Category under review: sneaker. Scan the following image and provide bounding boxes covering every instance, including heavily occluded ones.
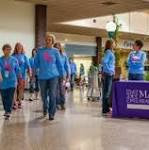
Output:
[4,113,10,120]
[43,111,47,117]
[29,98,33,102]
[49,115,54,121]
[61,105,66,110]
[18,102,22,109]
[13,103,17,110]
[102,111,112,117]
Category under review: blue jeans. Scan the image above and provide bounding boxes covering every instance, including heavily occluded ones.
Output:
[29,75,39,93]
[39,77,58,117]
[102,73,113,113]
[128,73,144,80]
[56,77,65,106]
[1,88,15,113]
[70,74,75,90]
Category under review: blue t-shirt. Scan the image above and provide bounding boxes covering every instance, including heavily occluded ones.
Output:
[128,50,146,74]
[60,53,70,77]
[13,54,30,80]
[34,47,64,80]
[0,56,20,89]
[70,62,77,75]
[29,57,39,76]
[29,57,34,69]
[102,49,115,75]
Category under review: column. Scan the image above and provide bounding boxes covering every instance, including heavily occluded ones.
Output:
[92,37,102,65]
[35,5,47,48]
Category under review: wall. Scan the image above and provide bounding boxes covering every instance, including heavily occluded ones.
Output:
[53,32,96,46]
[53,32,96,76]
[0,0,35,56]
[64,11,149,36]
[102,38,149,51]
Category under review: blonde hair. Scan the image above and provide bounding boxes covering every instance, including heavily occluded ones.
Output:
[45,32,56,45]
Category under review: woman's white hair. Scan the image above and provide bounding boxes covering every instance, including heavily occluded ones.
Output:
[45,32,56,44]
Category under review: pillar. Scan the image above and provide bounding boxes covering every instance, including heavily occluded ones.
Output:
[35,5,47,48]
[92,37,102,65]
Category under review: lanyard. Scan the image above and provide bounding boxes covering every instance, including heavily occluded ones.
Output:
[4,58,11,71]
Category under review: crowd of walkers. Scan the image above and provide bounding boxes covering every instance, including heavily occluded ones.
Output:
[0,33,72,120]
[0,31,146,120]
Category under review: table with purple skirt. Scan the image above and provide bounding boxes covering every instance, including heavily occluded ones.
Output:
[112,81,149,119]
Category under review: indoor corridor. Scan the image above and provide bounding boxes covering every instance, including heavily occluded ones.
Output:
[0,89,149,150]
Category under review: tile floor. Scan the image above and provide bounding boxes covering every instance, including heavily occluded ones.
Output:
[0,89,149,150]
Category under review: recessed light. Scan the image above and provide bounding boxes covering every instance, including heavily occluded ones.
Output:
[93,19,96,23]
[65,38,68,42]
[102,1,117,6]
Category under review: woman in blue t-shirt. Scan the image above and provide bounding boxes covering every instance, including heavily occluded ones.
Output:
[34,33,64,120]
[29,48,39,101]
[102,40,115,116]
[0,44,20,120]
[13,43,31,109]
[128,40,146,80]
[54,42,70,110]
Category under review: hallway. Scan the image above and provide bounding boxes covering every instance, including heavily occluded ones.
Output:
[0,89,149,150]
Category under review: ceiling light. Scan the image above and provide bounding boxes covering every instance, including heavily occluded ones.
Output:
[102,1,117,6]
[93,19,96,23]
[65,38,68,42]
[106,21,116,32]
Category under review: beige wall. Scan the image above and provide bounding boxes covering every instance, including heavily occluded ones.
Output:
[102,38,149,51]
[53,33,149,51]
[0,0,35,56]
[53,32,96,46]
[53,33,95,76]
[64,11,149,35]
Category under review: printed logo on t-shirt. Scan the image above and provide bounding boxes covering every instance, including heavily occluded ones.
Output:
[130,53,142,62]
[4,62,11,71]
[43,51,53,63]
[4,61,12,78]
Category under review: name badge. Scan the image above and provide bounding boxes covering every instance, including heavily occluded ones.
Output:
[4,71,9,78]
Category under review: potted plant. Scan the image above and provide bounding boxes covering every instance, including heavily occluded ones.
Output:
[106,15,122,80]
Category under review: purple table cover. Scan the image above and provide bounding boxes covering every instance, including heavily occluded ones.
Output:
[112,81,149,119]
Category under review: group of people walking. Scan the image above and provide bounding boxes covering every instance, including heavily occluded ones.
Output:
[0,43,31,119]
[0,33,71,120]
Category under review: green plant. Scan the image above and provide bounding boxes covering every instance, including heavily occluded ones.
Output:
[109,15,122,67]
[113,16,122,46]
[145,71,149,81]
[115,49,120,66]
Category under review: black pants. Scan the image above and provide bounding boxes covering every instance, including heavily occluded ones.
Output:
[1,88,15,113]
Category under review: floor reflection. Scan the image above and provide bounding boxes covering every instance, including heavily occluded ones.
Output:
[0,89,148,150]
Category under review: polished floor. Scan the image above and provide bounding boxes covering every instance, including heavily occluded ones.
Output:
[0,89,149,150]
